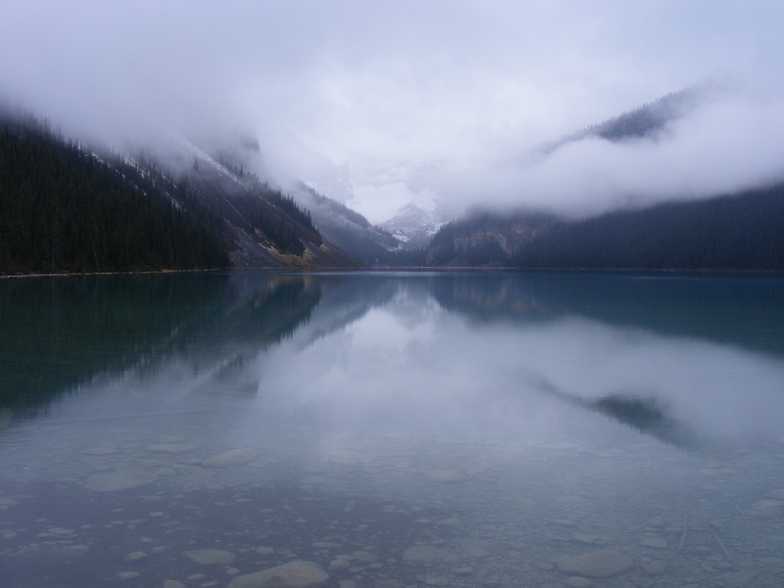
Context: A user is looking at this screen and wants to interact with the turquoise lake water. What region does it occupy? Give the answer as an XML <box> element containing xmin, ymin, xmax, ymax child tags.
<box><xmin>1</xmin><ymin>271</ymin><xmax>783</xmax><ymax>587</ymax></box>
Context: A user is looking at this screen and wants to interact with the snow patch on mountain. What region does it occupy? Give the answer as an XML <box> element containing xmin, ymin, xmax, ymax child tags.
<box><xmin>380</xmin><ymin>203</ymin><xmax>450</xmax><ymax>248</ymax></box>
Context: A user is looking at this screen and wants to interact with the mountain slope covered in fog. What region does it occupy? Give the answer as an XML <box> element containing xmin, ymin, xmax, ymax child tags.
<box><xmin>288</xmin><ymin>183</ymin><xmax>401</xmax><ymax>264</ymax></box>
<box><xmin>560</xmin><ymin>85</ymin><xmax>703</xmax><ymax>146</ymax></box>
<box><xmin>424</xmin><ymin>183</ymin><xmax>784</xmax><ymax>271</ymax></box>
<box><xmin>513</xmin><ymin>184</ymin><xmax>784</xmax><ymax>271</ymax></box>
<box><xmin>422</xmin><ymin>87</ymin><xmax>784</xmax><ymax>272</ymax></box>
<box><xmin>5</xmin><ymin>82</ymin><xmax>784</xmax><ymax>275</ymax></box>
<box><xmin>173</xmin><ymin>143</ymin><xmax>360</xmax><ymax>269</ymax></box>
<box><xmin>0</xmin><ymin>114</ymin><xmax>361</xmax><ymax>275</ymax></box>
<box><xmin>0</xmin><ymin>116</ymin><xmax>229</xmax><ymax>274</ymax></box>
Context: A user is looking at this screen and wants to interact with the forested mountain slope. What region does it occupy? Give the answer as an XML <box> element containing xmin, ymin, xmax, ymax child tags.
<box><xmin>0</xmin><ymin>117</ymin><xmax>228</xmax><ymax>274</ymax></box>
<box><xmin>0</xmin><ymin>114</ymin><xmax>361</xmax><ymax>274</ymax></box>
<box><xmin>540</xmin><ymin>85</ymin><xmax>704</xmax><ymax>158</ymax></box>
<box><xmin>513</xmin><ymin>184</ymin><xmax>784</xmax><ymax>271</ymax></box>
<box><xmin>424</xmin><ymin>184</ymin><xmax>784</xmax><ymax>271</ymax></box>
<box><xmin>289</xmin><ymin>183</ymin><xmax>401</xmax><ymax>264</ymax></box>
<box><xmin>175</xmin><ymin>146</ymin><xmax>360</xmax><ymax>269</ymax></box>
<box><xmin>423</xmin><ymin>85</ymin><xmax>784</xmax><ymax>272</ymax></box>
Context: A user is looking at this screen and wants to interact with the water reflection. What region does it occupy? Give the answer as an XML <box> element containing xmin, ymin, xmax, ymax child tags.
<box><xmin>0</xmin><ymin>273</ymin><xmax>329</xmax><ymax>412</ymax></box>
<box><xmin>520</xmin><ymin>373</ymin><xmax>700</xmax><ymax>450</ymax></box>
<box><xmin>1</xmin><ymin>272</ymin><xmax>784</xmax><ymax>587</ymax></box>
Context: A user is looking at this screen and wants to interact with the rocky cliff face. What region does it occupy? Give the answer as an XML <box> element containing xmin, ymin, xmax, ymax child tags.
<box><xmin>380</xmin><ymin>203</ymin><xmax>447</xmax><ymax>249</ymax></box>
<box><xmin>171</xmin><ymin>142</ymin><xmax>362</xmax><ymax>269</ymax></box>
<box><xmin>425</xmin><ymin>214</ymin><xmax>557</xmax><ymax>267</ymax></box>
<box><xmin>451</xmin><ymin>219</ymin><xmax>552</xmax><ymax>257</ymax></box>
<box><xmin>288</xmin><ymin>183</ymin><xmax>400</xmax><ymax>264</ymax></box>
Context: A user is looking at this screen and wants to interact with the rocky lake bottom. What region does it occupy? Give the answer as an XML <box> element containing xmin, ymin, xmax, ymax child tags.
<box><xmin>3</xmin><ymin>272</ymin><xmax>784</xmax><ymax>587</ymax></box>
<box><xmin>1</xmin><ymin>405</ymin><xmax>783</xmax><ymax>588</ymax></box>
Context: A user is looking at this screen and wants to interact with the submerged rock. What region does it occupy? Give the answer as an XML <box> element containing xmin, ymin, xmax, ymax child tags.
<box><xmin>747</xmin><ymin>499</ymin><xmax>783</xmax><ymax>518</ymax></box>
<box><xmin>184</xmin><ymin>549</ymin><xmax>236</xmax><ymax>564</ymax></box>
<box><xmin>85</xmin><ymin>468</ymin><xmax>158</xmax><ymax>491</ymax></box>
<box><xmin>721</xmin><ymin>571</ymin><xmax>756</xmax><ymax>587</ymax></box>
<box><xmin>565</xmin><ymin>577</ymin><xmax>593</xmax><ymax>588</ymax></box>
<box><xmin>402</xmin><ymin>545</ymin><xmax>459</xmax><ymax>565</ymax></box>
<box><xmin>423</xmin><ymin>469</ymin><xmax>466</xmax><ymax>483</ymax></box>
<box><xmin>12</xmin><ymin>545</ymin><xmax>90</xmax><ymax>559</ymax></box>
<box><xmin>0</xmin><ymin>497</ymin><xmax>19</xmax><ymax>509</ymax></box>
<box><xmin>145</xmin><ymin>442</ymin><xmax>196</xmax><ymax>454</ymax></box>
<box><xmin>227</xmin><ymin>560</ymin><xmax>328</xmax><ymax>588</ymax></box>
<box><xmin>644</xmin><ymin>560</ymin><xmax>667</xmax><ymax>575</ymax></box>
<box><xmin>557</xmin><ymin>550</ymin><xmax>634</xmax><ymax>578</ymax></box>
<box><xmin>124</xmin><ymin>551</ymin><xmax>147</xmax><ymax>563</ymax></box>
<box><xmin>202</xmin><ymin>448</ymin><xmax>258</xmax><ymax>468</ymax></box>
<box><xmin>82</xmin><ymin>446</ymin><xmax>119</xmax><ymax>455</ymax></box>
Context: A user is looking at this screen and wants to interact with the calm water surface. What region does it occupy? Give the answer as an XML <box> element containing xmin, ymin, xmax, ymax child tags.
<box><xmin>1</xmin><ymin>272</ymin><xmax>783</xmax><ymax>587</ymax></box>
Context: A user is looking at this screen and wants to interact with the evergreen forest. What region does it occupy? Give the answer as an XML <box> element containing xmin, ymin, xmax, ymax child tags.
<box><xmin>0</xmin><ymin>117</ymin><xmax>229</xmax><ymax>274</ymax></box>
<box><xmin>513</xmin><ymin>185</ymin><xmax>784</xmax><ymax>271</ymax></box>
<box><xmin>247</xmin><ymin>183</ymin><xmax>321</xmax><ymax>257</ymax></box>
<box><xmin>425</xmin><ymin>184</ymin><xmax>784</xmax><ymax>272</ymax></box>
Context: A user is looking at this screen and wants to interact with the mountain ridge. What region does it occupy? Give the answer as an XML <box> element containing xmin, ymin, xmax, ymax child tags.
<box><xmin>4</xmin><ymin>84</ymin><xmax>784</xmax><ymax>275</ymax></box>
<box><xmin>421</xmin><ymin>183</ymin><xmax>784</xmax><ymax>271</ymax></box>
<box><xmin>417</xmin><ymin>84</ymin><xmax>784</xmax><ymax>272</ymax></box>
<box><xmin>0</xmin><ymin>112</ymin><xmax>362</xmax><ymax>275</ymax></box>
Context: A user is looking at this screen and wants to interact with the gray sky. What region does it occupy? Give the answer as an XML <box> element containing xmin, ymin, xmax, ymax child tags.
<box><xmin>2</xmin><ymin>1</ymin><xmax>783</xmax><ymax>220</ymax></box>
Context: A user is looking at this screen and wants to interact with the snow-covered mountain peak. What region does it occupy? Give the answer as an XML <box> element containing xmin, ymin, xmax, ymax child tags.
<box><xmin>380</xmin><ymin>202</ymin><xmax>451</xmax><ymax>248</ymax></box>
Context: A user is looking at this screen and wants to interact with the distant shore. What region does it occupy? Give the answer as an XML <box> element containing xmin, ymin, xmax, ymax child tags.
<box><xmin>3</xmin><ymin>265</ymin><xmax>784</xmax><ymax>279</ymax></box>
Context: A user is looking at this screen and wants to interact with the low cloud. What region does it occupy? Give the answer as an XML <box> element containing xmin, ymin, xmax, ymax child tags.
<box><xmin>2</xmin><ymin>1</ymin><xmax>784</xmax><ymax>219</ymax></box>
<box><xmin>439</xmin><ymin>81</ymin><xmax>784</xmax><ymax>219</ymax></box>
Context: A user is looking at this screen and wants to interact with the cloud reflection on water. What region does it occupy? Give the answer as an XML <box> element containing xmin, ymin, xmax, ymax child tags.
<box><xmin>221</xmin><ymin>273</ymin><xmax>784</xmax><ymax>456</ymax></box>
<box><xmin>3</xmin><ymin>272</ymin><xmax>784</xmax><ymax>455</ymax></box>
<box><xmin>5</xmin><ymin>272</ymin><xmax>784</xmax><ymax>588</ymax></box>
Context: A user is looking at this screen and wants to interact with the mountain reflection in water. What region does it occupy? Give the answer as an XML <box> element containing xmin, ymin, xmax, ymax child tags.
<box><xmin>1</xmin><ymin>272</ymin><xmax>784</xmax><ymax>588</ymax></box>
<box><xmin>523</xmin><ymin>374</ymin><xmax>699</xmax><ymax>449</ymax></box>
<box><xmin>2</xmin><ymin>271</ymin><xmax>784</xmax><ymax>445</ymax></box>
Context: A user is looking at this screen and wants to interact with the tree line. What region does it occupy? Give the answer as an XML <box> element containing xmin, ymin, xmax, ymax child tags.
<box><xmin>422</xmin><ymin>184</ymin><xmax>784</xmax><ymax>271</ymax></box>
<box><xmin>513</xmin><ymin>186</ymin><xmax>784</xmax><ymax>271</ymax></box>
<box><xmin>0</xmin><ymin>116</ymin><xmax>229</xmax><ymax>274</ymax></box>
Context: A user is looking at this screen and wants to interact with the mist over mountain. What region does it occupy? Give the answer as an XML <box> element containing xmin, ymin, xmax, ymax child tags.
<box><xmin>380</xmin><ymin>204</ymin><xmax>448</xmax><ymax>249</ymax></box>
<box><xmin>141</xmin><ymin>141</ymin><xmax>364</xmax><ymax>269</ymax></box>
<box><xmin>288</xmin><ymin>183</ymin><xmax>401</xmax><ymax>264</ymax></box>
<box><xmin>3</xmin><ymin>3</ymin><xmax>784</xmax><ymax>273</ymax></box>
<box><xmin>422</xmin><ymin>86</ymin><xmax>784</xmax><ymax>271</ymax></box>
<box><xmin>0</xmin><ymin>113</ymin><xmax>228</xmax><ymax>274</ymax></box>
<box><xmin>0</xmin><ymin>112</ymin><xmax>360</xmax><ymax>274</ymax></box>
<box><xmin>540</xmin><ymin>84</ymin><xmax>706</xmax><ymax>155</ymax></box>
<box><xmin>5</xmin><ymin>77</ymin><xmax>784</xmax><ymax>275</ymax></box>
<box><xmin>424</xmin><ymin>183</ymin><xmax>784</xmax><ymax>271</ymax></box>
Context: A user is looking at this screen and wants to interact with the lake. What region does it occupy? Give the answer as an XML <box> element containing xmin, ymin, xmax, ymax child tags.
<box><xmin>1</xmin><ymin>271</ymin><xmax>783</xmax><ymax>588</ymax></box>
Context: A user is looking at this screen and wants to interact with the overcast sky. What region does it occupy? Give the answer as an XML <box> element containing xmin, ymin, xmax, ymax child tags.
<box><xmin>2</xmin><ymin>1</ymin><xmax>784</xmax><ymax>221</ymax></box>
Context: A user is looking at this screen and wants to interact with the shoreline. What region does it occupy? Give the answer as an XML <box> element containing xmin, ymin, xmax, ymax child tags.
<box><xmin>3</xmin><ymin>265</ymin><xmax>784</xmax><ymax>279</ymax></box>
<box><xmin>0</xmin><ymin>267</ymin><xmax>230</xmax><ymax>280</ymax></box>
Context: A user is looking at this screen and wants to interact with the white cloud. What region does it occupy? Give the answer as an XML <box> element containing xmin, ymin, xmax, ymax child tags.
<box><xmin>439</xmin><ymin>81</ymin><xmax>784</xmax><ymax>217</ymax></box>
<box><xmin>2</xmin><ymin>1</ymin><xmax>784</xmax><ymax>218</ymax></box>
